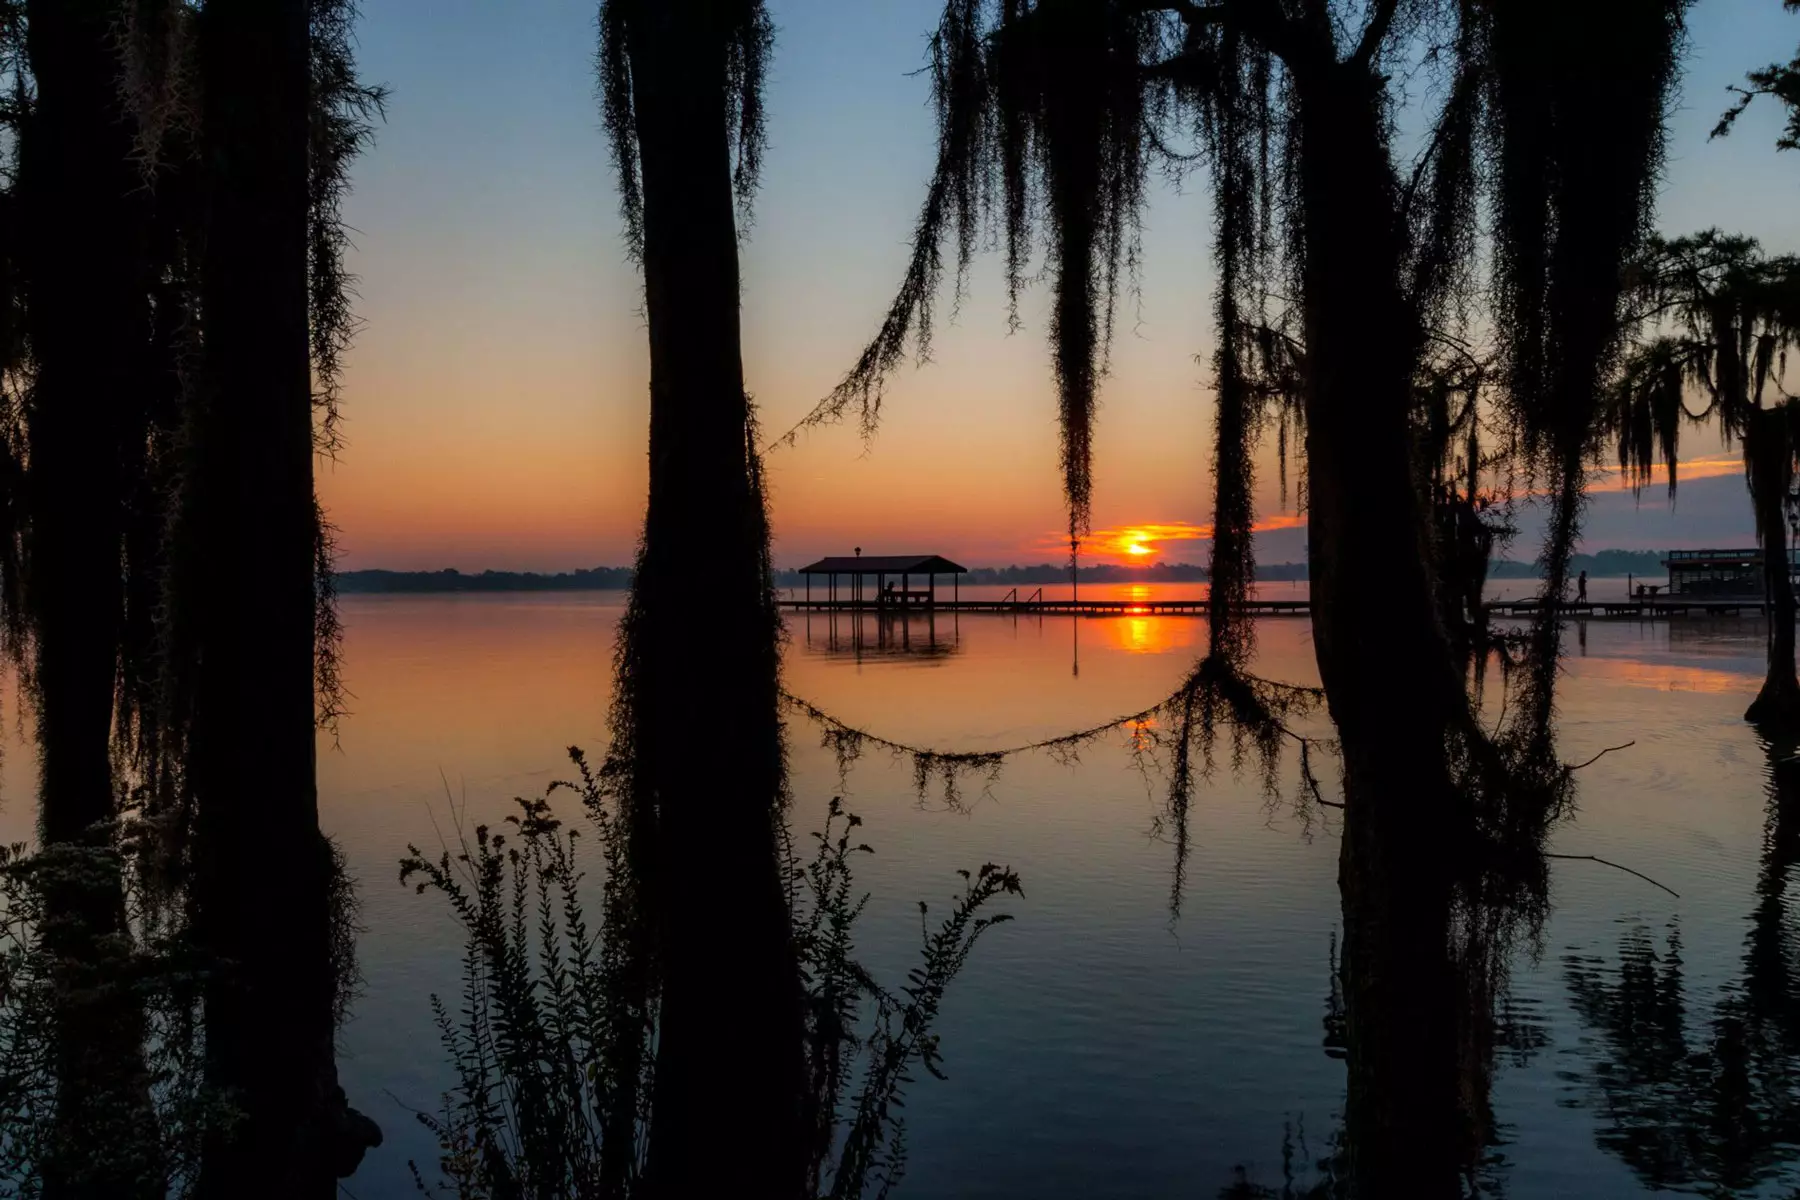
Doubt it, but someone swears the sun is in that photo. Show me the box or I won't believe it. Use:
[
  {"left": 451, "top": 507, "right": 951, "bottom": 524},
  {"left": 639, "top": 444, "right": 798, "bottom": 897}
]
[{"left": 1110, "top": 528, "right": 1158, "bottom": 559}]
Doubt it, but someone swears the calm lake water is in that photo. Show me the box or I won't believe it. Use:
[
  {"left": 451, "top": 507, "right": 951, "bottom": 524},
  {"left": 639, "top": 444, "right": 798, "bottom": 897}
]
[{"left": 4, "top": 582, "right": 1775, "bottom": 1197}]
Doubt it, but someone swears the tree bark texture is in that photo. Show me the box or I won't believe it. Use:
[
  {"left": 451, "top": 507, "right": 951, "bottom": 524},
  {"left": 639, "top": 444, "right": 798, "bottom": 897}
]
[
  {"left": 189, "top": 2, "right": 366, "bottom": 1193},
  {"left": 1745, "top": 408, "right": 1800, "bottom": 728},
  {"left": 621, "top": 4, "right": 808, "bottom": 1195},
  {"left": 1292, "top": 62, "right": 1472, "bottom": 1198},
  {"left": 20, "top": 3, "right": 162, "bottom": 1194}
]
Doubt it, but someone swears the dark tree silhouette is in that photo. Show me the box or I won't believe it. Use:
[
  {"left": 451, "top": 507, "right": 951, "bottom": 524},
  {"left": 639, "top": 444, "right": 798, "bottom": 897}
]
[
  {"left": 598, "top": 1, "right": 808, "bottom": 1194},
  {"left": 185, "top": 0, "right": 336, "bottom": 1189},
  {"left": 14, "top": 1, "right": 165, "bottom": 1193},
  {"left": 149, "top": 0, "right": 380, "bottom": 1192},
  {"left": 1484, "top": 0, "right": 1687, "bottom": 755},
  {"left": 797, "top": 4, "right": 1685, "bottom": 1192},
  {"left": 1607, "top": 232, "right": 1800, "bottom": 727}
]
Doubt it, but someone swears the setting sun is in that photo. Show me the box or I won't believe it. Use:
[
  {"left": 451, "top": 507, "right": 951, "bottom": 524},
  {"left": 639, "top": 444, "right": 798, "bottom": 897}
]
[{"left": 1105, "top": 525, "right": 1179, "bottom": 560}]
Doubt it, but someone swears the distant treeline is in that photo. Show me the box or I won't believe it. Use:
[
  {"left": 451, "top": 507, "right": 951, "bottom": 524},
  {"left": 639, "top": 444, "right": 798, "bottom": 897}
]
[
  {"left": 338, "top": 550, "right": 1673, "bottom": 593},
  {"left": 336, "top": 567, "right": 635, "bottom": 593},
  {"left": 1489, "top": 549, "right": 1667, "bottom": 578}
]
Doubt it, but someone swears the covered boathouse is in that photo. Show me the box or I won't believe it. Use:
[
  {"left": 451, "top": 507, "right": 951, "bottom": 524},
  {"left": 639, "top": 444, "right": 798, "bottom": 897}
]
[
  {"left": 797, "top": 553, "right": 967, "bottom": 608},
  {"left": 1660, "top": 547, "right": 1800, "bottom": 600}
]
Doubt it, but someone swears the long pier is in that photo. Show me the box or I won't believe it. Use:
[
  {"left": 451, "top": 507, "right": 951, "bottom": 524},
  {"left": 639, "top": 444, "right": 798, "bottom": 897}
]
[
  {"left": 780, "top": 596, "right": 1785, "bottom": 620},
  {"left": 782, "top": 597, "right": 1307, "bottom": 616}
]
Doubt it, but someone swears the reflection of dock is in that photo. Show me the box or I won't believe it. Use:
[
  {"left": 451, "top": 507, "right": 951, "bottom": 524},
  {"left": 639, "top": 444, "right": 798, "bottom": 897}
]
[
  {"left": 800, "top": 609, "right": 962, "bottom": 660},
  {"left": 1485, "top": 597, "right": 1787, "bottom": 619}
]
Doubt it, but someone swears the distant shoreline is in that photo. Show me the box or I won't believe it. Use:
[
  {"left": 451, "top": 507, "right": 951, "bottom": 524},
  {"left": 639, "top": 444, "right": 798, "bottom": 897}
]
[{"left": 336, "top": 549, "right": 1670, "bottom": 594}]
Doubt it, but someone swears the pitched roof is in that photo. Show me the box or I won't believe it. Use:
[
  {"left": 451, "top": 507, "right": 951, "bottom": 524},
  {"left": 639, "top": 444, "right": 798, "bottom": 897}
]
[{"left": 798, "top": 555, "right": 967, "bottom": 575}]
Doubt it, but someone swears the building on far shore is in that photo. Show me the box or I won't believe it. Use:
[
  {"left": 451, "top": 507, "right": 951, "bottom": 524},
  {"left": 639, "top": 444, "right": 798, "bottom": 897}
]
[{"left": 1659, "top": 547, "right": 1800, "bottom": 599}]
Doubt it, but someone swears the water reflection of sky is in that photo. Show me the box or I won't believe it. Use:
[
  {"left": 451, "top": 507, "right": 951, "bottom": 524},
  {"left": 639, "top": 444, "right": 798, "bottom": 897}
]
[{"left": 0, "top": 591, "right": 1787, "bottom": 1197}]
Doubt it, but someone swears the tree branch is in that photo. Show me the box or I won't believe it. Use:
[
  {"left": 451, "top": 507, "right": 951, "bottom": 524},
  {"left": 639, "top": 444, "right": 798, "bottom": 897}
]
[
  {"left": 1123, "top": 0, "right": 1230, "bottom": 22},
  {"left": 1139, "top": 0, "right": 1326, "bottom": 73},
  {"left": 1350, "top": 0, "right": 1400, "bottom": 69},
  {"left": 1546, "top": 852, "right": 1680, "bottom": 898},
  {"left": 1564, "top": 740, "right": 1636, "bottom": 772},
  {"left": 1224, "top": 0, "right": 1324, "bottom": 74}
]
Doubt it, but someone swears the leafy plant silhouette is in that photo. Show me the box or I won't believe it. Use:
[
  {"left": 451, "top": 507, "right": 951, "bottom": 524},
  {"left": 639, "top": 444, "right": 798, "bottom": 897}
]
[{"left": 401, "top": 751, "right": 1021, "bottom": 1200}]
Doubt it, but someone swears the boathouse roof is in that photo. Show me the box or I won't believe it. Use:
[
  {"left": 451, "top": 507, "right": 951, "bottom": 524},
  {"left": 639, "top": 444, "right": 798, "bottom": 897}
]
[{"left": 798, "top": 555, "right": 966, "bottom": 575}]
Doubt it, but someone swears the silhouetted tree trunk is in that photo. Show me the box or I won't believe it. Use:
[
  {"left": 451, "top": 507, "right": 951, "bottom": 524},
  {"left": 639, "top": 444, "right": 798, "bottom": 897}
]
[
  {"left": 185, "top": 2, "right": 368, "bottom": 1193},
  {"left": 611, "top": 2, "right": 807, "bottom": 1194},
  {"left": 1292, "top": 62, "right": 1467, "bottom": 1199},
  {"left": 1745, "top": 406, "right": 1800, "bottom": 727},
  {"left": 18, "top": 2, "right": 164, "bottom": 1194}
]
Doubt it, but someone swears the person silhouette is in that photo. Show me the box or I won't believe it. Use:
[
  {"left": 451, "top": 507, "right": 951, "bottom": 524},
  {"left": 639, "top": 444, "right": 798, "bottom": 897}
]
[{"left": 1577, "top": 569, "right": 1588, "bottom": 602}]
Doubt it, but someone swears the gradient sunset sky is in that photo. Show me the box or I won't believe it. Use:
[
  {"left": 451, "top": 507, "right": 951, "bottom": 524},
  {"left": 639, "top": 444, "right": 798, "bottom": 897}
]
[{"left": 325, "top": 0, "right": 1800, "bottom": 571}]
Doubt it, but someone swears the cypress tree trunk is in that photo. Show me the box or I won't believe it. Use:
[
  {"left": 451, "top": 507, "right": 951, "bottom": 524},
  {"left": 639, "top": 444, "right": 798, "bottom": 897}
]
[
  {"left": 19, "top": 3, "right": 162, "bottom": 1194},
  {"left": 618, "top": 3, "right": 807, "bottom": 1193},
  {"left": 188, "top": 1, "right": 371, "bottom": 1192},
  {"left": 21, "top": 0, "right": 137, "bottom": 849},
  {"left": 1745, "top": 407, "right": 1800, "bottom": 727},
  {"left": 1293, "top": 65, "right": 1467, "bottom": 1198}
]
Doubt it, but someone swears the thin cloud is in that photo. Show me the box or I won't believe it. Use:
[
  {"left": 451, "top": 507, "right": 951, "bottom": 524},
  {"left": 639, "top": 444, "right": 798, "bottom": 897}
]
[{"left": 1591, "top": 452, "right": 1743, "bottom": 490}]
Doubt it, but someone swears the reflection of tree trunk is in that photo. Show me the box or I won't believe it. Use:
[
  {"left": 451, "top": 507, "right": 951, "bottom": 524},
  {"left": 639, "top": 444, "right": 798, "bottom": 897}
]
[
  {"left": 1747, "top": 735, "right": 1800, "bottom": 1048},
  {"left": 620, "top": 6, "right": 806, "bottom": 1195},
  {"left": 1337, "top": 808, "right": 1466, "bottom": 1197},
  {"left": 19, "top": 2, "right": 162, "bottom": 1193},
  {"left": 1745, "top": 408, "right": 1800, "bottom": 727},
  {"left": 188, "top": 3, "right": 365, "bottom": 1194},
  {"left": 1566, "top": 737, "right": 1800, "bottom": 1190},
  {"left": 1292, "top": 67, "right": 1469, "bottom": 1198}
]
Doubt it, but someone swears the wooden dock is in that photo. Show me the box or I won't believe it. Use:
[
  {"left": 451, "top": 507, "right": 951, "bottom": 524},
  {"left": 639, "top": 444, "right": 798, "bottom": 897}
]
[
  {"left": 782, "top": 598, "right": 1308, "bottom": 616},
  {"left": 780, "top": 597, "right": 1787, "bottom": 620}
]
